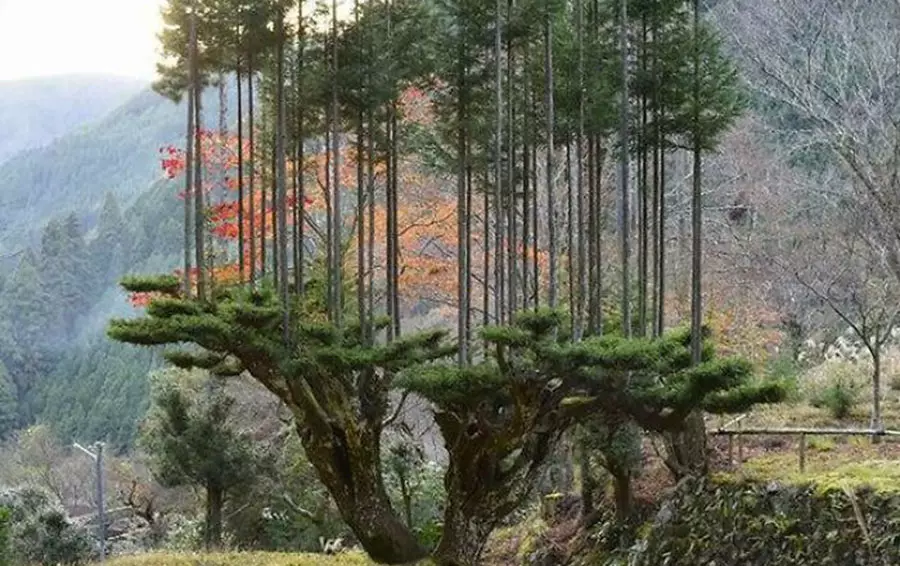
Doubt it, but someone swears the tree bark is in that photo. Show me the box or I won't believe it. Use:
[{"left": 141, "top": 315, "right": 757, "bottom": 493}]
[
  {"left": 296, "top": 419, "right": 426, "bottom": 564},
  {"left": 275, "top": 6, "right": 289, "bottom": 343},
  {"left": 545, "top": 6, "right": 557, "bottom": 309},
  {"left": 434, "top": 499, "right": 495, "bottom": 566},
  {"left": 248, "top": 56, "right": 256, "bottom": 285},
  {"left": 205, "top": 484, "right": 224, "bottom": 550},
  {"left": 295, "top": 0, "right": 306, "bottom": 296},
  {"left": 331, "top": 0, "right": 342, "bottom": 328},
  {"left": 579, "top": 439, "right": 596, "bottom": 523},
  {"left": 576, "top": 0, "right": 586, "bottom": 340},
  {"left": 456, "top": 32, "right": 469, "bottom": 365},
  {"left": 190, "top": 4, "right": 206, "bottom": 301},
  {"left": 619, "top": 0, "right": 631, "bottom": 337},
  {"left": 236, "top": 63, "right": 245, "bottom": 285},
  {"left": 183, "top": 30, "right": 195, "bottom": 298},
  {"left": 872, "top": 348, "right": 883, "bottom": 439},
  {"left": 663, "top": 411, "right": 708, "bottom": 479},
  {"left": 612, "top": 469, "right": 633, "bottom": 522}
]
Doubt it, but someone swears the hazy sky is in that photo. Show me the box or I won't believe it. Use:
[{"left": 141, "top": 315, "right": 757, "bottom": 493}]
[{"left": 0, "top": 0, "right": 164, "bottom": 81}]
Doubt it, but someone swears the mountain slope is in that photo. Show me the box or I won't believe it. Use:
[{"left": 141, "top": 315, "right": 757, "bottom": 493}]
[
  {"left": 0, "top": 80, "right": 234, "bottom": 445},
  {"left": 0, "top": 74, "right": 145, "bottom": 164},
  {"left": 0, "top": 85, "right": 230, "bottom": 256}
]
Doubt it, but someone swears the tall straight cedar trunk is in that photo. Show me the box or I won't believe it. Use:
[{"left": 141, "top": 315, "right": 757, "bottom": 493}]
[
  {"left": 545, "top": 8, "right": 557, "bottom": 309},
  {"left": 236, "top": 63, "right": 245, "bottom": 284},
  {"left": 385, "top": 115, "right": 395, "bottom": 340},
  {"left": 506, "top": 0, "right": 517, "bottom": 316},
  {"left": 275, "top": 7, "right": 289, "bottom": 343},
  {"left": 271, "top": 136, "right": 278, "bottom": 289},
  {"left": 331, "top": 0, "right": 343, "bottom": 328},
  {"left": 183, "top": 27, "right": 195, "bottom": 298},
  {"left": 355, "top": 0, "right": 366, "bottom": 336},
  {"left": 295, "top": 0, "right": 306, "bottom": 295},
  {"left": 483, "top": 174, "right": 490, "bottom": 329},
  {"left": 367, "top": 111, "right": 376, "bottom": 342},
  {"left": 531, "top": 120, "right": 539, "bottom": 308},
  {"left": 260, "top": 126, "right": 267, "bottom": 278},
  {"left": 668, "top": 0, "right": 708, "bottom": 479},
  {"left": 494, "top": 0, "right": 504, "bottom": 324},
  {"left": 386, "top": 0, "right": 400, "bottom": 341},
  {"left": 566, "top": 137, "right": 574, "bottom": 334},
  {"left": 465, "top": 164, "right": 473, "bottom": 359},
  {"left": 521, "top": 54, "right": 530, "bottom": 312},
  {"left": 638, "top": 17, "right": 649, "bottom": 337},
  {"left": 575, "top": 0, "right": 586, "bottom": 340},
  {"left": 390, "top": 109, "right": 401, "bottom": 337},
  {"left": 325, "top": 125, "right": 334, "bottom": 319},
  {"left": 457, "top": 32, "right": 469, "bottom": 366},
  {"left": 690, "top": 0, "right": 702, "bottom": 367},
  {"left": 651, "top": 7, "right": 661, "bottom": 336},
  {"left": 618, "top": 0, "right": 630, "bottom": 337},
  {"left": 191, "top": 6, "right": 207, "bottom": 301},
  {"left": 248, "top": 57, "right": 257, "bottom": 285}
]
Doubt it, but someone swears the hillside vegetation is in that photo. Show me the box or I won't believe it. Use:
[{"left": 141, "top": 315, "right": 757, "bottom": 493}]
[{"left": 0, "top": 74, "right": 144, "bottom": 164}]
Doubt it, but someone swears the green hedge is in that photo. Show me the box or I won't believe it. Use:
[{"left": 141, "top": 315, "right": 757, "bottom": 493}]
[{"left": 632, "top": 478, "right": 900, "bottom": 566}]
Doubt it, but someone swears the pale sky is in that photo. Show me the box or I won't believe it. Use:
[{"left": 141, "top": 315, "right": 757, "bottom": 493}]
[{"left": 0, "top": 0, "right": 165, "bottom": 81}]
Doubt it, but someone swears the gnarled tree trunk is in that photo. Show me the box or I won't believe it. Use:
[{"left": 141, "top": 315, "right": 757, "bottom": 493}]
[
  {"left": 663, "top": 411, "right": 708, "bottom": 480},
  {"left": 291, "top": 407, "right": 426, "bottom": 564},
  {"left": 431, "top": 393, "right": 564, "bottom": 566}
]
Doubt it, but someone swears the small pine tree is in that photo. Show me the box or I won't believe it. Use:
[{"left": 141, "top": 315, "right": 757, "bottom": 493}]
[{"left": 140, "top": 368, "right": 256, "bottom": 550}]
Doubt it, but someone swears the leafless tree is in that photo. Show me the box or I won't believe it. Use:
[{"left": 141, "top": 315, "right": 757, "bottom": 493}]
[{"left": 714, "top": 0, "right": 900, "bottom": 283}]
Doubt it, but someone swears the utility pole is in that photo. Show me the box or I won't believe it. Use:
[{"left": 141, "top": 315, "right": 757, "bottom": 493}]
[{"left": 74, "top": 442, "right": 105, "bottom": 562}]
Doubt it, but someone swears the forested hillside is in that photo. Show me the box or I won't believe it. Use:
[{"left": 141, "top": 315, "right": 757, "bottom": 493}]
[
  {"left": 0, "top": 86, "right": 234, "bottom": 256},
  {"left": 0, "top": 84, "right": 229, "bottom": 445},
  {"left": 0, "top": 74, "right": 144, "bottom": 164}
]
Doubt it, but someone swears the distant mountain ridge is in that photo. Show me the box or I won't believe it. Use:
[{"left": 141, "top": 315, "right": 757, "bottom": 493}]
[
  {"left": 0, "top": 74, "right": 146, "bottom": 164},
  {"left": 0, "top": 81, "right": 233, "bottom": 257}
]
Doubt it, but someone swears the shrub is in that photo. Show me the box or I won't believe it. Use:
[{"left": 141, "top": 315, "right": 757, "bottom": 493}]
[
  {"left": 813, "top": 379, "right": 860, "bottom": 419},
  {"left": 382, "top": 439, "right": 446, "bottom": 551},
  {"left": 808, "top": 362, "right": 861, "bottom": 419},
  {"left": 765, "top": 354, "right": 802, "bottom": 402},
  {"left": 806, "top": 436, "right": 835, "bottom": 452},
  {"left": 888, "top": 372, "right": 900, "bottom": 392},
  {"left": 0, "top": 488, "right": 93, "bottom": 565},
  {"left": 0, "top": 506, "right": 10, "bottom": 566}
]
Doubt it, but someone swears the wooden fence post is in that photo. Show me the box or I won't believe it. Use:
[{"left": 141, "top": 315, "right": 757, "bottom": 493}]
[{"left": 799, "top": 433, "right": 806, "bottom": 473}]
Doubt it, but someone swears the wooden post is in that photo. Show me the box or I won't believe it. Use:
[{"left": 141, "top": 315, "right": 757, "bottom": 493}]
[
  {"left": 799, "top": 434, "right": 806, "bottom": 473},
  {"left": 737, "top": 419, "right": 743, "bottom": 465},
  {"left": 728, "top": 433, "right": 734, "bottom": 467}
]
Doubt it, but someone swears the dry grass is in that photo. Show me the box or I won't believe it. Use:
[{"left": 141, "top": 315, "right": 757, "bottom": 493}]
[{"left": 713, "top": 433, "right": 900, "bottom": 493}]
